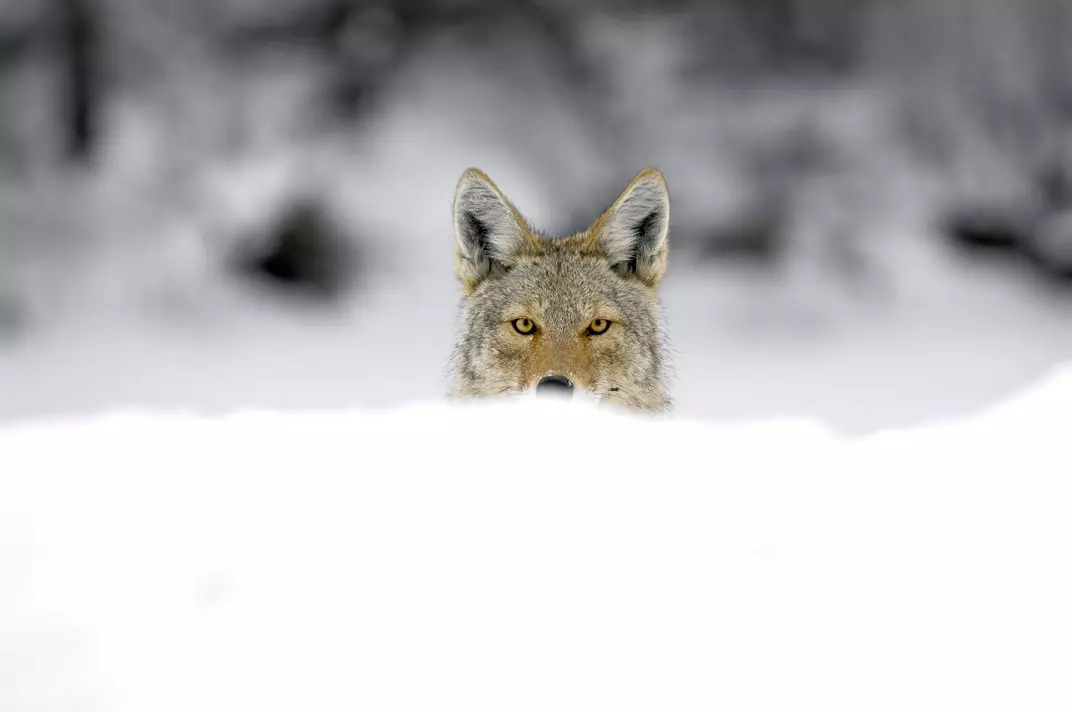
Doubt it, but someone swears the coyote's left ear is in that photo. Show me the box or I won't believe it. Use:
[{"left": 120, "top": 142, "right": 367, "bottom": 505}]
[{"left": 595, "top": 168, "right": 670, "bottom": 287}]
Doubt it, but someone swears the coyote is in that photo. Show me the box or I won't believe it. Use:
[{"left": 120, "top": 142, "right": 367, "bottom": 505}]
[{"left": 448, "top": 167, "right": 672, "bottom": 413}]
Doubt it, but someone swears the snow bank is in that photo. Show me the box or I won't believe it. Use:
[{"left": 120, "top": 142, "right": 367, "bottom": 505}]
[{"left": 2, "top": 367, "right": 1071, "bottom": 712}]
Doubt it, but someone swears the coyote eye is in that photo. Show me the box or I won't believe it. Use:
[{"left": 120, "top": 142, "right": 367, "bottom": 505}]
[
  {"left": 587, "top": 319, "right": 612, "bottom": 336},
  {"left": 512, "top": 318, "right": 536, "bottom": 335}
]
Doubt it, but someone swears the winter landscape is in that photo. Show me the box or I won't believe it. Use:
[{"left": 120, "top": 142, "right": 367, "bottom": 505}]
[
  {"left": 3, "top": 1, "right": 1072, "bottom": 709},
  {"left": 2, "top": 0, "right": 1072, "bottom": 432}
]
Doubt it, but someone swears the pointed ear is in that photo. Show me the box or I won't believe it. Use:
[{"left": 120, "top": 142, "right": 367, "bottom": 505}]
[
  {"left": 453, "top": 168, "right": 527, "bottom": 292},
  {"left": 595, "top": 168, "right": 670, "bottom": 287}
]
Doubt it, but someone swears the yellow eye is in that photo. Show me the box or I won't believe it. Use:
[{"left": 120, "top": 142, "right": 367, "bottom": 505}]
[
  {"left": 587, "top": 318, "right": 612, "bottom": 336},
  {"left": 512, "top": 318, "right": 536, "bottom": 335}
]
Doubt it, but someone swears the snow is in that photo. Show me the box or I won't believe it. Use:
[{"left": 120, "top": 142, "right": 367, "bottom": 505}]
[{"left": 1, "top": 366, "right": 1071, "bottom": 712}]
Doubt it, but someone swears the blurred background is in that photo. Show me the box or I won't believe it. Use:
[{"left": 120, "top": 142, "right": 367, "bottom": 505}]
[{"left": 2, "top": 0, "right": 1072, "bottom": 434}]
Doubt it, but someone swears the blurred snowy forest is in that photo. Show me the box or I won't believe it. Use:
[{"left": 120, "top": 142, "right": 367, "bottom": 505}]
[{"left": 3, "top": 0, "right": 1072, "bottom": 432}]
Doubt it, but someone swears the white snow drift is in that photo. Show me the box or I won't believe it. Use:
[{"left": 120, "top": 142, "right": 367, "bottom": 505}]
[{"left": 1, "top": 366, "right": 1071, "bottom": 712}]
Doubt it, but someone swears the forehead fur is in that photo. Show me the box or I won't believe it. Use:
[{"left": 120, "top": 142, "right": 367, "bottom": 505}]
[{"left": 469, "top": 244, "right": 660, "bottom": 333}]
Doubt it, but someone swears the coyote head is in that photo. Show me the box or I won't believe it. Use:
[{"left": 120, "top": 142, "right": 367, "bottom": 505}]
[{"left": 448, "top": 167, "right": 672, "bottom": 413}]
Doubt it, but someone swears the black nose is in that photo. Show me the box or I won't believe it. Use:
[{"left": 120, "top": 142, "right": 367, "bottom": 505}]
[{"left": 536, "top": 374, "right": 574, "bottom": 399}]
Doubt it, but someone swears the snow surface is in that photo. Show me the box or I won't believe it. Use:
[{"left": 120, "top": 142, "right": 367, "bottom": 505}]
[{"left": 2, "top": 366, "right": 1071, "bottom": 712}]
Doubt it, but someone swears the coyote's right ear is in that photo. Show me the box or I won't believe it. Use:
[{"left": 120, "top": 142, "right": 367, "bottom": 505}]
[{"left": 453, "top": 168, "right": 527, "bottom": 293}]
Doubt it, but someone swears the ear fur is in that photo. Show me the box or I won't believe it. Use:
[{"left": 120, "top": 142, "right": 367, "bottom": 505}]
[
  {"left": 594, "top": 168, "right": 670, "bottom": 287},
  {"left": 452, "top": 168, "right": 527, "bottom": 292}
]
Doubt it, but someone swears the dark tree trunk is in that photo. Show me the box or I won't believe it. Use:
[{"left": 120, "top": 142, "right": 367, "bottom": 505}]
[{"left": 59, "top": 0, "right": 98, "bottom": 164}]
